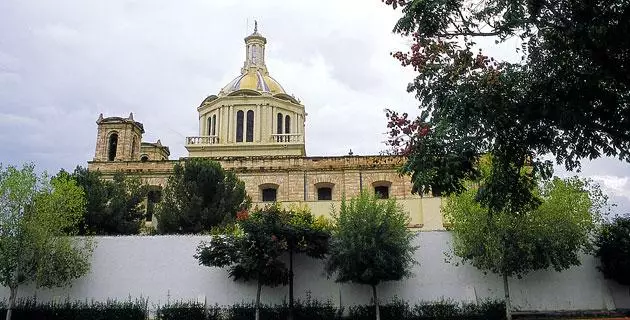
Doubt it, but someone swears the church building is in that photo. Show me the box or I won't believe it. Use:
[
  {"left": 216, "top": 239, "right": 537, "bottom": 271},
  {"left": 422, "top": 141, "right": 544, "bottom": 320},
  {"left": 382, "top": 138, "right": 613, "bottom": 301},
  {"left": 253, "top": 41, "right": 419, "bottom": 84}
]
[{"left": 87, "top": 26, "right": 445, "bottom": 230}]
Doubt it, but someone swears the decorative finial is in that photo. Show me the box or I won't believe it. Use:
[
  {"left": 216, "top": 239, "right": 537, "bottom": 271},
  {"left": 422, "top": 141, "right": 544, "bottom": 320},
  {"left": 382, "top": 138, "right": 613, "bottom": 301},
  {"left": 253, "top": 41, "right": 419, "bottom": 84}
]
[
  {"left": 156, "top": 139, "right": 162, "bottom": 146},
  {"left": 128, "top": 112, "right": 134, "bottom": 120},
  {"left": 97, "top": 113, "right": 103, "bottom": 122},
  {"left": 254, "top": 20, "right": 258, "bottom": 33},
  {"left": 348, "top": 149, "right": 354, "bottom": 156}
]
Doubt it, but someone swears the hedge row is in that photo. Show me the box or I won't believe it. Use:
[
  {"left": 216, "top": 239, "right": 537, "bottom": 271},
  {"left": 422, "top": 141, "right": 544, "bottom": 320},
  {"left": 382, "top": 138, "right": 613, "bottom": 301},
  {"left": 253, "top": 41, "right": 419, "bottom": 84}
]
[
  {"left": 155, "top": 298, "right": 505, "bottom": 320},
  {"left": 0, "top": 298, "right": 148, "bottom": 320},
  {"left": 0, "top": 297, "right": 504, "bottom": 320}
]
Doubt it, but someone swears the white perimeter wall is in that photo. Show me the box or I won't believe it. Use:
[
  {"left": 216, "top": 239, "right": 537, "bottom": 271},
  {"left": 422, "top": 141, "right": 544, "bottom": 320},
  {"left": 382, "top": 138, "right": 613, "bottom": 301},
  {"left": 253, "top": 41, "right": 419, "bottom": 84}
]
[{"left": 1, "top": 232, "right": 629, "bottom": 311}]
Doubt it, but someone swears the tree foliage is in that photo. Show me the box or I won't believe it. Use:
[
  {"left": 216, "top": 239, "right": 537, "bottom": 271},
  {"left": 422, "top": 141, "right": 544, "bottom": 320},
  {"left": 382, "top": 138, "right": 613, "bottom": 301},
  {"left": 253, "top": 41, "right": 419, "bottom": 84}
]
[
  {"left": 325, "top": 192, "right": 416, "bottom": 320},
  {"left": 383, "top": 0, "right": 630, "bottom": 213},
  {"left": 277, "top": 205, "right": 331, "bottom": 320},
  {"left": 156, "top": 158, "right": 248, "bottom": 234},
  {"left": 446, "top": 177, "right": 602, "bottom": 276},
  {"left": 0, "top": 163, "right": 94, "bottom": 320},
  {"left": 444, "top": 164, "right": 606, "bottom": 319},
  {"left": 195, "top": 207, "right": 288, "bottom": 320},
  {"left": 58, "top": 166, "right": 148, "bottom": 235},
  {"left": 595, "top": 215, "right": 630, "bottom": 285}
]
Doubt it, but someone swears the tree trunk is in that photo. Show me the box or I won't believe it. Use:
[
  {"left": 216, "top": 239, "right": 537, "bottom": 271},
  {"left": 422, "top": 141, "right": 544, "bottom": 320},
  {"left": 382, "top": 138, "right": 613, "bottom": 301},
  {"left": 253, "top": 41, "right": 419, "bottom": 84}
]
[
  {"left": 255, "top": 280, "right": 262, "bottom": 320},
  {"left": 6, "top": 286, "right": 17, "bottom": 320},
  {"left": 288, "top": 249, "right": 294, "bottom": 320},
  {"left": 372, "top": 284, "right": 380, "bottom": 320},
  {"left": 503, "top": 273, "right": 512, "bottom": 320}
]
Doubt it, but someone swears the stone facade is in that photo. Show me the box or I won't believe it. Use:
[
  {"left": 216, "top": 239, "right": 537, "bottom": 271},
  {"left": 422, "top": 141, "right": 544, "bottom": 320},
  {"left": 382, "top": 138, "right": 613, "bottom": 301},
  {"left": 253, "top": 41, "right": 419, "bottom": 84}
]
[
  {"left": 87, "top": 26, "right": 447, "bottom": 231},
  {"left": 140, "top": 141, "right": 170, "bottom": 161},
  {"left": 93, "top": 113, "right": 145, "bottom": 162}
]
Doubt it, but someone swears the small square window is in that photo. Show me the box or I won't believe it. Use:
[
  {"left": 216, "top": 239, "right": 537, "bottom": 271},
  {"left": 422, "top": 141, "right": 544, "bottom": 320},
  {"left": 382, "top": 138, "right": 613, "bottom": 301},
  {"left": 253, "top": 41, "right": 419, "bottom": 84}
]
[
  {"left": 262, "top": 188, "right": 277, "bottom": 202},
  {"left": 375, "top": 186, "right": 389, "bottom": 199},
  {"left": 317, "top": 187, "right": 332, "bottom": 201}
]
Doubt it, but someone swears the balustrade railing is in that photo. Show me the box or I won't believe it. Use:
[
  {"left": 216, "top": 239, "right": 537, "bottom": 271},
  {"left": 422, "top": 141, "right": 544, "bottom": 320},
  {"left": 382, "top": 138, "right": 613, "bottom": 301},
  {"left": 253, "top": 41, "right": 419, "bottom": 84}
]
[
  {"left": 186, "top": 134, "right": 303, "bottom": 145},
  {"left": 186, "top": 136, "right": 219, "bottom": 145},
  {"left": 271, "top": 134, "right": 302, "bottom": 143}
]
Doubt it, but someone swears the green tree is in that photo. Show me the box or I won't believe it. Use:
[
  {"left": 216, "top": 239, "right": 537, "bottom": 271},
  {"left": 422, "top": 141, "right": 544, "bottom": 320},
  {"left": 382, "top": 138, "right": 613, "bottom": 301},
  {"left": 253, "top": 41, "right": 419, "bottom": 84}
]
[
  {"left": 277, "top": 205, "right": 331, "bottom": 320},
  {"left": 383, "top": 0, "right": 630, "bottom": 214},
  {"left": 444, "top": 175, "right": 605, "bottom": 320},
  {"left": 195, "top": 207, "right": 288, "bottom": 320},
  {"left": 156, "top": 158, "right": 248, "bottom": 234},
  {"left": 0, "top": 163, "right": 94, "bottom": 320},
  {"left": 59, "top": 166, "right": 148, "bottom": 235},
  {"left": 595, "top": 216, "right": 630, "bottom": 285},
  {"left": 325, "top": 192, "right": 416, "bottom": 320}
]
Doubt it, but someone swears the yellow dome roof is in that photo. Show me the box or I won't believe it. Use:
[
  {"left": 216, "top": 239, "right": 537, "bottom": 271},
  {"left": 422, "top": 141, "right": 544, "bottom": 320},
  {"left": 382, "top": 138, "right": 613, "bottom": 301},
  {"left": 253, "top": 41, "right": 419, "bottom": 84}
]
[{"left": 219, "top": 70, "right": 286, "bottom": 96}]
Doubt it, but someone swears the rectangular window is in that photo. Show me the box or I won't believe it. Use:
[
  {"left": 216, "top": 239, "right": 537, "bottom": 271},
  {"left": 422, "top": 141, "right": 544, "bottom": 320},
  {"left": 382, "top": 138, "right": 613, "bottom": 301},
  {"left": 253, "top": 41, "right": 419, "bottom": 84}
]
[
  {"left": 262, "top": 188, "right": 277, "bottom": 202},
  {"left": 375, "top": 186, "right": 389, "bottom": 199},
  {"left": 317, "top": 187, "right": 332, "bottom": 201}
]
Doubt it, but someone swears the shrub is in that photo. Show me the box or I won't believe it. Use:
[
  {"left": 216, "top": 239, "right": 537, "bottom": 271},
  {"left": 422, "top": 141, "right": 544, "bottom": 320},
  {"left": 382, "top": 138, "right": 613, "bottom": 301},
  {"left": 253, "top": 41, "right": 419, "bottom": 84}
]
[
  {"left": 348, "top": 299, "right": 505, "bottom": 320},
  {"left": 225, "top": 298, "right": 342, "bottom": 320},
  {"left": 0, "top": 297, "right": 147, "bottom": 320},
  {"left": 595, "top": 216, "right": 630, "bottom": 285},
  {"left": 156, "top": 301, "right": 220, "bottom": 320}
]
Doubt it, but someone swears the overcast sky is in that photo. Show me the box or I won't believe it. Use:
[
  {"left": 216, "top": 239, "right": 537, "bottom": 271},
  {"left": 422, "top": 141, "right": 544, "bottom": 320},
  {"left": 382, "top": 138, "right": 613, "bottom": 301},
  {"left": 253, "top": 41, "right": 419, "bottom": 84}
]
[{"left": 0, "top": 0, "right": 628, "bottom": 214}]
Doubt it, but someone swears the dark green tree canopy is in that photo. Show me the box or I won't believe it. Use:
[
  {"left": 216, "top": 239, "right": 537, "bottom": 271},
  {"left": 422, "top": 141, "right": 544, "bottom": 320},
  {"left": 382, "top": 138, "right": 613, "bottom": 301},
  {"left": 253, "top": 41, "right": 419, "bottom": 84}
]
[
  {"left": 195, "top": 206, "right": 288, "bottom": 320},
  {"left": 156, "top": 158, "right": 248, "bottom": 234},
  {"left": 59, "top": 166, "right": 148, "bottom": 235},
  {"left": 326, "top": 192, "right": 416, "bottom": 286},
  {"left": 595, "top": 216, "right": 630, "bottom": 285},
  {"left": 196, "top": 208, "right": 288, "bottom": 286},
  {"left": 383, "top": 0, "right": 630, "bottom": 213}
]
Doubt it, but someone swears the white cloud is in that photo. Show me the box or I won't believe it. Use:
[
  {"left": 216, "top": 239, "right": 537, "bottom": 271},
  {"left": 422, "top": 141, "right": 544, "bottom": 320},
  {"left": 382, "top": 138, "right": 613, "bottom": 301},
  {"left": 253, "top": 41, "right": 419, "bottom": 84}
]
[{"left": 590, "top": 175, "right": 630, "bottom": 200}]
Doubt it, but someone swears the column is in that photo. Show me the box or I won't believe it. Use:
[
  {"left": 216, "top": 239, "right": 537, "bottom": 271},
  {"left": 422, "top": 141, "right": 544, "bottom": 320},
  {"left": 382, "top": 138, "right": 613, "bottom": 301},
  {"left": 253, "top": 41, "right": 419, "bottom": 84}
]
[
  {"left": 227, "top": 105, "right": 233, "bottom": 143},
  {"left": 271, "top": 105, "right": 276, "bottom": 139},
  {"left": 256, "top": 104, "right": 261, "bottom": 142}
]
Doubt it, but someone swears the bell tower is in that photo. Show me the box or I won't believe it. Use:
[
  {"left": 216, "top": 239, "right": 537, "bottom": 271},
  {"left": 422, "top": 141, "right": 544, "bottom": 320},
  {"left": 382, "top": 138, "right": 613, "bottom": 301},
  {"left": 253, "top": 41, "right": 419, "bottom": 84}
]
[
  {"left": 93, "top": 113, "right": 144, "bottom": 162},
  {"left": 185, "top": 23, "right": 307, "bottom": 158}
]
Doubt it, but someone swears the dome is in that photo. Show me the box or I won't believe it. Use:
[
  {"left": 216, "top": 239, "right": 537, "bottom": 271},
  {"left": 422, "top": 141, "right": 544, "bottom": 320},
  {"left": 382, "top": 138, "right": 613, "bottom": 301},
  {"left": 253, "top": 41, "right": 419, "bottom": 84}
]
[{"left": 219, "top": 70, "right": 286, "bottom": 96}]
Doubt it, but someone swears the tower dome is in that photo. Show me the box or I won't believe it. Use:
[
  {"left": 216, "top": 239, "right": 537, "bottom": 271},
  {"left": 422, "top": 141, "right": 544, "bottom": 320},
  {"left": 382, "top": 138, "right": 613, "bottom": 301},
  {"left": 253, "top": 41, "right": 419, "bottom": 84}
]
[
  {"left": 220, "top": 70, "right": 286, "bottom": 96},
  {"left": 218, "top": 22, "right": 289, "bottom": 97}
]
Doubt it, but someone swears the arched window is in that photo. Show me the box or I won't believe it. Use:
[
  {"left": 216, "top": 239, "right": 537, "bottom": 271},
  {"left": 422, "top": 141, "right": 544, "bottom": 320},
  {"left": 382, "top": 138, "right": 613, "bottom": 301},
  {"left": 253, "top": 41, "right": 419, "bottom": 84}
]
[
  {"left": 246, "top": 110, "right": 254, "bottom": 142},
  {"left": 207, "top": 117, "right": 212, "bottom": 135},
  {"left": 212, "top": 114, "right": 217, "bottom": 136},
  {"left": 108, "top": 133, "right": 118, "bottom": 161},
  {"left": 277, "top": 113, "right": 284, "bottom": 134},
  {"left": 140, "top": 155, "right": 149, "bottom": 162},
  {"left": 146, "top": 188, "right": 162, "bottom": 222},
  {"left": 131, "top": 136, "right": 137, "bottom": 158},
  {"left": 236, "top": 110, "right": 244, "bottom": 142},
  {"left": 285, "top": 115, "right": 291, "bottom": 134}
]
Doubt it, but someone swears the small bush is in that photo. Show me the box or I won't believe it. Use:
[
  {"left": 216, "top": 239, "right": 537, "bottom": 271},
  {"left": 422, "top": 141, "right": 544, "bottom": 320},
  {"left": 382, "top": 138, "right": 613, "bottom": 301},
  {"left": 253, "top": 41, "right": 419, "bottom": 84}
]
[
  {"left": 348, "top": 299, "right": 505, "bottom": 320},
  {"left": 225, "top": 298, "right": 342, "bottom": 320},
  {"left": 226, "top": 303, "right": 280, "bottom": 320},
  {"left": 292, "top": 298, "right": 342, "bottom": 320},
  {"left": 595, "top": 216, "right": 630, "bottom": 285},
  {"left": 0, "top": 297, "right": 147, "bottom": 320},
  {"left": 156, "top": 301, "right": 220, "bottom": 320}
]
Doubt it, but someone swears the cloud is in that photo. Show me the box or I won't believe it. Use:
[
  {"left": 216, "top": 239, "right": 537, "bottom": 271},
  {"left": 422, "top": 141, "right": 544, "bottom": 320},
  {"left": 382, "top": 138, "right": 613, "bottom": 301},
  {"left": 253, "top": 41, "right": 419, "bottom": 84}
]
[{"left": 0, "top": 113, "right": 38, "bottom": 126}]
